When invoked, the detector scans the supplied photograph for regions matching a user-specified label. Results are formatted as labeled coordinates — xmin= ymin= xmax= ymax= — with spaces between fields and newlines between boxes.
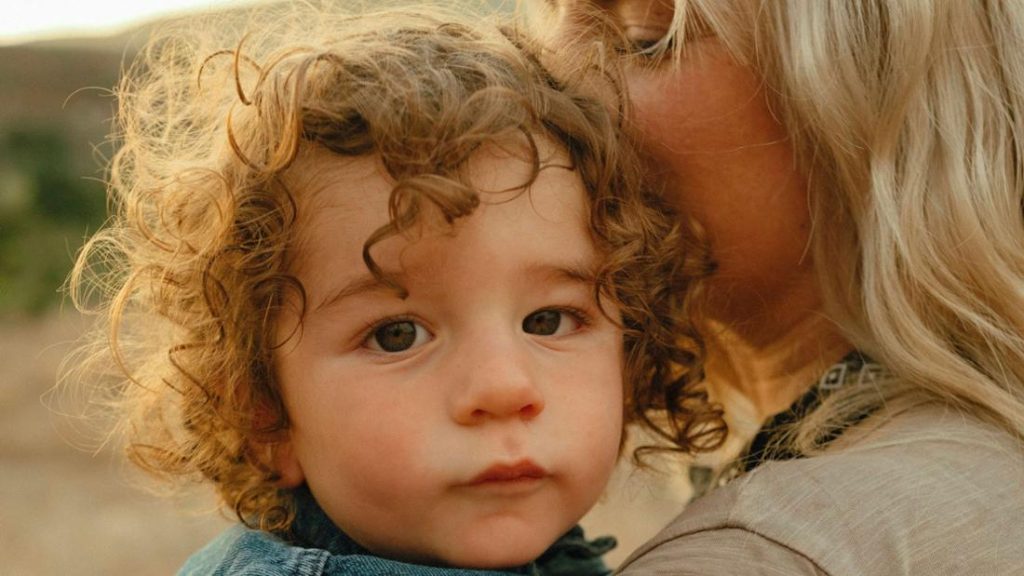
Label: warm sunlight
xmin=4 ymin=0 xmax=265 ymax=44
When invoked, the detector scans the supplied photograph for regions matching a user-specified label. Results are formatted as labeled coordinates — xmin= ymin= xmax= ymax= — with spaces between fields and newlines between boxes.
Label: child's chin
xmin=428 ymin=531 xmax=553 ymax=570
xmin=438 ymin=549 xmax=543 ymax=570
xmin=369 ymin=515 xmax=572 ymax=569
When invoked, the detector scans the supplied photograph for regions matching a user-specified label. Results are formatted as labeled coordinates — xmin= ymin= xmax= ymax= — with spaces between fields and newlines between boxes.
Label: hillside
xmin=0 ymin=0 xmax=514 ymax=315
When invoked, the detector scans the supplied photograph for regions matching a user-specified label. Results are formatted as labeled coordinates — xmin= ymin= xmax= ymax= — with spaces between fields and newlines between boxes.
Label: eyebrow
xmin=525 ymin=261 xmax=601 ymax=286
xmin=313 ymin=260 xmax=600 ymax=313
xmin=312 ymin=273 xmax=404 ymax=314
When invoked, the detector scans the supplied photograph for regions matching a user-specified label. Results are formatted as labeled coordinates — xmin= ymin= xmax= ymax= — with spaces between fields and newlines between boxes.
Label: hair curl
xmin=68 ymin=4 xmax=724 ymax=531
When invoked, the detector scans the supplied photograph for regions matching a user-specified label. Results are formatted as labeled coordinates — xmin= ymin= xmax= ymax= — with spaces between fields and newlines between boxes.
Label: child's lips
xmin=463 ymin=459 xmax=548 ymax=487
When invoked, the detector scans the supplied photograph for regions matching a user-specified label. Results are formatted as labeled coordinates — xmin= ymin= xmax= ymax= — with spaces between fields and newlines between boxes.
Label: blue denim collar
xmin=286 ymin=486 xmax=369 ymax=557
xmin=282 ymin=486 xmax=614 ymax=575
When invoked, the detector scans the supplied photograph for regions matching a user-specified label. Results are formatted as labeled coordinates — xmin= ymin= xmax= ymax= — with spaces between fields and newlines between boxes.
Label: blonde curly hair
xmin=68 ymin=4 xmax=724 ymax=531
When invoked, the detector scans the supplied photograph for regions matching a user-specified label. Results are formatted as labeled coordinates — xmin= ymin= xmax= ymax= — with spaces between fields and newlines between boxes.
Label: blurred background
xmin=0 ymin=1 xmax=691 ymax=574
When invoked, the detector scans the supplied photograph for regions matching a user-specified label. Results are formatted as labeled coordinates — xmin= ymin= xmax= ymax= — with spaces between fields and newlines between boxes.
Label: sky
xmin=3 ymin=0 xmax=265 ymax=45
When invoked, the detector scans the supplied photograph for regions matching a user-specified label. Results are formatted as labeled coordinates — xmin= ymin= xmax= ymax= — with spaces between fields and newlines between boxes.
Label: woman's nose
xmin=449 ymin=340 xmax=546 ymax=425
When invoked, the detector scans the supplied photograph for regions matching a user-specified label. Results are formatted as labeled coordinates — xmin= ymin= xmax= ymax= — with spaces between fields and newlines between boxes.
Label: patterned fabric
xmin=689 ymin=351 xmax=886 ymax=498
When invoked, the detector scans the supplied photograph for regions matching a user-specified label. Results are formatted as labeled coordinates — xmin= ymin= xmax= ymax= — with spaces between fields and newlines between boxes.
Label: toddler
xmin=69 ymin=4 xmax=721 ymax=575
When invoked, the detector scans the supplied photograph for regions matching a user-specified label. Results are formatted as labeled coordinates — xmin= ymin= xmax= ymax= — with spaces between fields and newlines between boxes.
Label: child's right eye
xmin=364 ymin=320 xmax=431 ymax=353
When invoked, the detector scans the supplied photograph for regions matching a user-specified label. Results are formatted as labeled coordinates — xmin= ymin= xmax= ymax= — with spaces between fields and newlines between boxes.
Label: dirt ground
xmin=0 ymin=313 xmax=691 ymax=574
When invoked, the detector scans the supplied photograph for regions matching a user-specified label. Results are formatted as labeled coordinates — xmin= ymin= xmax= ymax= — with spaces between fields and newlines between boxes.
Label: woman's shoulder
xmin=616 ymin=403 xmax=1024 ymax=576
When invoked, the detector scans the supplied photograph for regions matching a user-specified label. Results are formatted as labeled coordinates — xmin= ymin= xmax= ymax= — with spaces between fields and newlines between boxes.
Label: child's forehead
xmin=287 ymin=147 xmax=387 ymax=205
xmin=287 ymin=135 xmax=574 ymax=211
xmin=283 ymin=150 xmax=390 ymax=251
xmin=280 ymin=137 xmax=588 ymax=273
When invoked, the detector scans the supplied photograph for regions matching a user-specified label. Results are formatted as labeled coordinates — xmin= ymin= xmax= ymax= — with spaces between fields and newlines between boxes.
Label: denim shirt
xmin=179 ymin=487 xmax=615 ymax=576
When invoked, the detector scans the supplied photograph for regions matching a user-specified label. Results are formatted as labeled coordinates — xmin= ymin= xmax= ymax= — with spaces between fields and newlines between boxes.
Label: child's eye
xmin=365 ymin=320 xmax=431 ymax=353
xmin=522 ymin=308 xmax=587 ymax=337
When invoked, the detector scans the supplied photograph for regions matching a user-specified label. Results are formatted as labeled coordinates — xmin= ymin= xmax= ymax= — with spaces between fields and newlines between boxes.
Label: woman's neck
xmin=703 ymin=310 xmax=852 ymax=421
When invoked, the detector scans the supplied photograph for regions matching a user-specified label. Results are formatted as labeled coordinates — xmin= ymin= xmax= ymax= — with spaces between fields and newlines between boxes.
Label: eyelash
xmin=357 ymin=314 xmax=425 ymax=345
xmin=356 ymin=305 xmax=596 ymax=347
xmin=621 ymin=35 xmax=676 ymax=58
xmin=540 ymin=306 xmax=594 ymax=332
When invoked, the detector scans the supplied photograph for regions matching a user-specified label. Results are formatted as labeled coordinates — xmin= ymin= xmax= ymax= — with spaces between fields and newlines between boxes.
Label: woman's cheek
xmin=625 ymin=41 xmax=815 ymax=312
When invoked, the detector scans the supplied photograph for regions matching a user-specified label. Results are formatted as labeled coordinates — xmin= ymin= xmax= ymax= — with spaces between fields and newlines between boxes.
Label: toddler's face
xmin=272 ymin=139 xmax=624 ymax=568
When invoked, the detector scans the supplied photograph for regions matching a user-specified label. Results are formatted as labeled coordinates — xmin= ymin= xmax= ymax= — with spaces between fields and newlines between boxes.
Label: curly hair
xmin=69 ymin=3 xmax=724 ymax=531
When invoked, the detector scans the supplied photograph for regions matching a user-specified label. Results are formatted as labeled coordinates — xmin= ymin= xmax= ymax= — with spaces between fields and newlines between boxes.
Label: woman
xmin=528 ymin=1 xmax=1024 ymax=574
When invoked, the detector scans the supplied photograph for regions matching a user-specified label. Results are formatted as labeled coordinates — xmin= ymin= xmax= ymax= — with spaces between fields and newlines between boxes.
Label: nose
xmin=449 ymin=339 xmax=545 ymax=425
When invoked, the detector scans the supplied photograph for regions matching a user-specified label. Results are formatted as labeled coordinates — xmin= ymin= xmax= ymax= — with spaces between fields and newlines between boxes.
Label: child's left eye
xmin=522 ymin=308 xmax=587 ymax=337
xmin=364 ymin=319 xmax=431 ymax=353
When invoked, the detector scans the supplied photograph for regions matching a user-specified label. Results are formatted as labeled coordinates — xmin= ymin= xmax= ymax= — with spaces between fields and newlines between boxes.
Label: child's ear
xmin=272 ymin=437 xmax=305 ymax=489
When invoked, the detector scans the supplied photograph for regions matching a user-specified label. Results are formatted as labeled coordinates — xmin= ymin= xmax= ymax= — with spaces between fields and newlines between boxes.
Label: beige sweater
xmin=616 ymin=404 xmax=1024 ymax=575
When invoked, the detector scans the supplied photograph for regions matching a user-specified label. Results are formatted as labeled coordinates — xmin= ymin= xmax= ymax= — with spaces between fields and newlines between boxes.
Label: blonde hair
xmin=68 ymin=4 xmax=724 ymax=531
xmin=644 ymin=0 xmax=1024 ymax=447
